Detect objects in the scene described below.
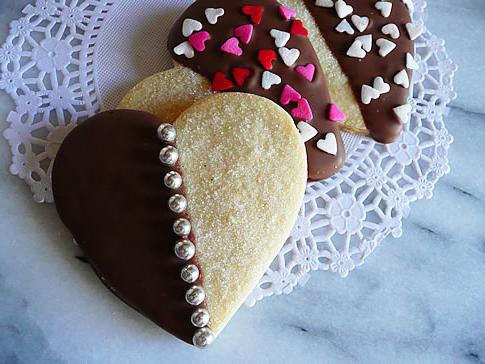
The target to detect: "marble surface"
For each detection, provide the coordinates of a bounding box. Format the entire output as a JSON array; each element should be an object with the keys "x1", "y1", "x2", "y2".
[{"x1": 1, "y1": 0, "x2": 484, "y2": 363}]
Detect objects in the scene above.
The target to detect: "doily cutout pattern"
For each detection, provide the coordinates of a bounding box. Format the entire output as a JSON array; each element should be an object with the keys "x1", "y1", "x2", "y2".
[{"x1": 0, "y1": 0, "x2": 456, "y2": 306}]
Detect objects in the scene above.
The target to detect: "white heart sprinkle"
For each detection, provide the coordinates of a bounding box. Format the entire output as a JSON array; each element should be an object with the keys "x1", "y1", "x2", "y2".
[
  {"x1": 205, "y1": 8, "x2": 224, "y2": 25},
  {"x1": 376, "y1": 38, "x2": 396, "y2": 57},
  {"x1": 173, "y1": 41, "x2": 195, "y2": 59},
  {"x1": 335, "y1": 0, "x2": 353, "y2": 18},
  {"x1": 361, "y1": 85, "x2": 381, "y2": 104},
  {"x1": 297, "y1": 122, "x2": 318, "y2": 143},
  {"x1": 351, "y1": 15, "x2": 369, "y2": 32},
  {"x1": 406, "y1": 22, "x2": 423, "y2": 40},
  {"x1": 382, "y1": 23, "x2": 400, "y2": 39},
  {"x1": 262, "y1": 71, "x2": 281, "y2": 90},
  {"x1": 356, "y1": 34, "x2": 372, "y2": 52},
  {"x1": 315, "y1": 0, "x2": 334, "y2": 7},
  {"x1": 317, "y1": 133, "x2": 338, "y2": 156},
  {"x1": 393, "y1": 104, "x2": 412, "y2": 124},
  {"x1": 373, "y1": 76, "x2": 390, "y2": 94},
  {"x1": 406, "y1": 53, "x2": 419, "y2": 70},
  {"x1": 182, "y1": 18, "x2": 202, "y2": 37},
  {"x1": 278, "y1": 47, "x2": 300, "y2": 67},
  {"x1": 270, "y1": 29, "x2": 291, "y2": 48},
  {"x1": 375, "y1": 1, "x2": 392, "y2": 17},
  {"x1": 336, "y1": 19, "x2": 355, "y2": 34},
  {"x1": 346, "y1": 40, "x2": 366, "y2": 58},
  {"x1": 394, "y1": 69, "x2": 410, "y2": 88}
]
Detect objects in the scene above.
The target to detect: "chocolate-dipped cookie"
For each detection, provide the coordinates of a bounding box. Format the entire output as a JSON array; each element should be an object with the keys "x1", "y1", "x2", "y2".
[
  {"x1": 279, "y1": 0, "x2": 416, "y2": 142},
  {"x1": 52, "y1": 93, "x2": 307, "y2": 347},
  {"x1": 121, "y1": 0, "x2": 346, "y2": 181}
]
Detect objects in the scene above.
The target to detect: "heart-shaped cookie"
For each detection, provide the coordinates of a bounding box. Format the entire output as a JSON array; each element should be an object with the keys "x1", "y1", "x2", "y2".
[{"x1": 52, "y1": 93, "x2": 306, "y2": 347}]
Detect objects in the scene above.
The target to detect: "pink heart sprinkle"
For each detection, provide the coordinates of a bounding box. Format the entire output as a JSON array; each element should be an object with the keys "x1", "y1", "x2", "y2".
[
  {"x1": 188, "y1": 31, "x2": 210, "y2": 52},
  {"x1": 295, "y1": 64, "x2": 316, "y2": 82},
  {"x1": 278, "y1": 5, "x2": 296, "y2": 20},
  {"x1": 291, "y1": 98, "x2": 313, "y2": 121},
  {"x1": 329, "y1": 103, "x2": 346, "y2": 122},
  {"x1": 234, "y1": 24, "x2": 254, "y2": 45},
  {"x1": 280, "y1": 84, "x2": 302, "y2": 105},
  {"x1": 220, "y1": 37, "x2": 243, "y2": 56}
]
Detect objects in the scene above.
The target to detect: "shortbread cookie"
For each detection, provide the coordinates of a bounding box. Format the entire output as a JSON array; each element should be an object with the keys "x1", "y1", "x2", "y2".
[
  {"x1": 52, "y1": 93, "x2": 307, "y2": 348},
  {"x1": 121, "y1": 0, "x2": 346, "y2": 182},
  {"x1": 118, "y1": 66, "x2": 213, "y2": 123},
  {"x1": 279, "y1": 0, "x2": 416, "y2": 142}
]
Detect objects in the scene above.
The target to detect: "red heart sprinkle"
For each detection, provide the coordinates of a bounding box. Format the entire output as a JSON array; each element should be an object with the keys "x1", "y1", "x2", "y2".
[
  {"x1": 242, "y1": 5, "x2": 264, "y2": 24},
  {"x1": 232, "y1": 67, "x2": 251, "y2": 87},
  {"x1": 290, "y1": 19, "x2": 308, "y2": 36},
  {"x1": 258, "y1": 49, "x2": 277, "y2": 70},
  {"x1": 212, "y1": 72, "x2": 234, "y2": 91}
]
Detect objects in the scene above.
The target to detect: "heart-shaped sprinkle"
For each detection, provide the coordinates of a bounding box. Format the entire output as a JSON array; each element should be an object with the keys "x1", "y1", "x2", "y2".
[
  {"x1": 182, "y1": 18, "x2": 202, "y2": 37},
  {"x1": 393, "y1": 69, "x2": 410, "y2": 88},
  {"x1": 335, "y1": 0, "x2": 353, "y2": 18},
  {"x1": 278, "y1": 5, "x2": 296, "y2": 20},
  {"x1": 173, "y1": 41, "x2": 195, "y2": 59},
  {"x1": 405, "y1": 22, "x2": 423, "y2": 40},
  {"x1": 188, "y1": 31, "x2": 210, "y2": 52},
  {"x1": 279, "y1": 47, "x2": 300, "y2": 67},
  {"x1": 232, "y1": 67, "x2": 251, "y2": 86},
  {"x1": 258, "y1": 49, "x2": 277, "y2": 70},
  {"x1": 356, "y1": 34, "x2": 372, "y2": 52},
  {"x1": 291, "y1": 98, "x2": 313, "y2": 121},
  {"x1": 351, "y1": 15, "x2": 369, "y2": 32},
  {"x1": 270, "y1": 29, "x2": 290, "y2": 48},
  {"x1": 406, "y1": 52, "x2": 419, "y2": 70},
  {"x1": 375, "y1": 1, "x2": 392, "y2": 18},
  {"x1": 315, "y1": 0, "x2": 334, "y2": 8},
  {"x1": 393, "y1": 104, "x2": 412, "y2": 124},
  {"x1": 262, "y1": 71, "x2": 281, "y2": 90},
  {"x1": 205, "y1": 8, "x2": 224, "y2": 25},
  {"x1": 361, "y1": 85, "x2": 380, "y2": 104},
  {"x1": 317, "y1": 133, "x2": 338, "y2": 155},
  {"x1": 212, "y1": 71, "x2": 234, "y2": 91},
  {"x1": 295, "y1": 64, "x2": 316, "y2": 82},
  {"x1": 290, "y1": 19, "x2": 308, "y2": 36},
  {"x1": 220, "y1": 37, "x2": 243, "y2": 56},
  {"x1": 347, "y1": 40, "x2": 366, "y2": 58},
  {"x1": 376, "y1": 38, "x2": 396, "y2": 57},
  {"x1": 234, "y1": 24, "x2": 254, "y2": 44},
  {"x1": 336, "y1": 19, "x2": 354, "y2": 35},
  {"x1": 328, "y1": 103, "x2": 346, "y2": 122},
  {"x1": 373, "y1": 76, "x2": 390, "y2": 94},
  {"x1": 242, "y1": 5, "x2": 264, "y2": 24},
  {"x1": 280, "y1": 84, "x2": 302, "y2": 105},
  {"x1": 382, "y1": 23, "x2": 400, "y2": 39},
  {"x1": 297, "y1": 121, "x2": 318, "y2": 142}
]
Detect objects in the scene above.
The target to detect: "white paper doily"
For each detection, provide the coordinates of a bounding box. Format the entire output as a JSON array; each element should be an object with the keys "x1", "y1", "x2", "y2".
[{"x1": 0, "y1": 0, "x2": 456, "y2": 306}]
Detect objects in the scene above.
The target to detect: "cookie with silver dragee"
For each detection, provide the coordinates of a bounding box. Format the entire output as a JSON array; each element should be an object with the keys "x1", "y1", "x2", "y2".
[{"x1": 52, "y1": 93, "x2": 307, "y2": 348}]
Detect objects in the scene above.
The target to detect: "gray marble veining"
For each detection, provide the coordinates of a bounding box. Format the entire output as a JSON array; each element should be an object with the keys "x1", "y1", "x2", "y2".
[{"x1": 1, "y1": 0, "x2": 484, "y2": 363}]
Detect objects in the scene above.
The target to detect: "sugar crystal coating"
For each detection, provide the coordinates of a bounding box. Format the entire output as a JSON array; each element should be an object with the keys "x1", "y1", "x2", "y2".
[{"x1": 175, "y1": 93, "x2": 307, "y2": 334}]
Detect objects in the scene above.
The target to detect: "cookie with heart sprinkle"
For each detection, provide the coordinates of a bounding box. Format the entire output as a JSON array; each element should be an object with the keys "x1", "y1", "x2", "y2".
[{"x1": 278, "y1": 0, "x2": 417, "y2": 142}]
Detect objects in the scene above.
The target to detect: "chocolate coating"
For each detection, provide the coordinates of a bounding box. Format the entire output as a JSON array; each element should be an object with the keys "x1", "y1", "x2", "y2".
[
  {"x1": 168, "y1": 0, "x2": 345, "y2": 181},
  {"x1": 52, "y1": 110, "x2": 202, "y2": 344},
  {"x1": 303, "y1": 0, "x2": 413, "y2": 143}
]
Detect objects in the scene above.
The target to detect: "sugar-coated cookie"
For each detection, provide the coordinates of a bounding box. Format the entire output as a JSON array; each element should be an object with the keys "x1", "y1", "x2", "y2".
[
  {"x1": 118, "y1": 66, "x2": 213, "y2": 123},
  {"x1": 52, "y1": 93, "x2": 307, "y2": 348},
  {"x1": 121, "y1": 0, "x2": 347, "y2": 182}
]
